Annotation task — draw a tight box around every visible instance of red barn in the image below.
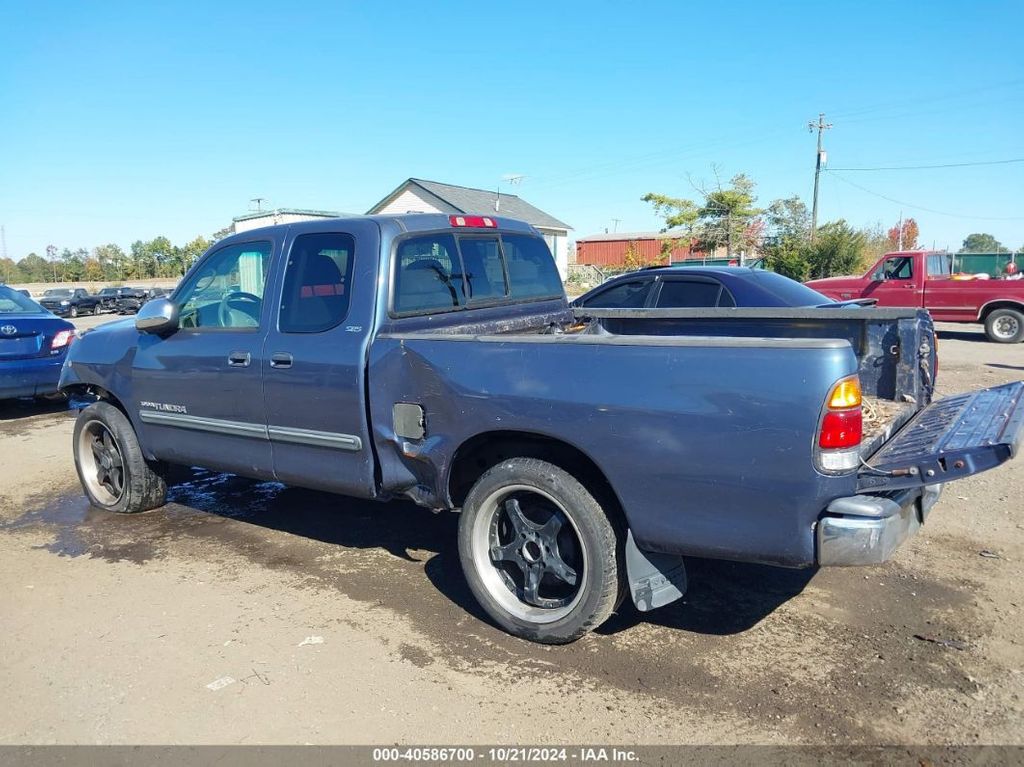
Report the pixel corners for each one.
[574,231,725,268]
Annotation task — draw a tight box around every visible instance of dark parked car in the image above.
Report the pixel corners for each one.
[38,288,102,318]
[115,287,169,315]
[0,285,76,399]
[573,266,840,310]
[94,286,146,313]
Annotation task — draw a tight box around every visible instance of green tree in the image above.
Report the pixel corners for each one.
[695,174,762,257]
[860,223,891,263]
[129,240,152,278]
[94,243,127,282]
[760,196,811,279]
[83,258,104,281]
[640,193,699,231]
[1,257,24,283]
[959,233,1007,253]
[18,253,51,282]
[145,236,176,277]
[60,247,88,281]
[802,220,866,279]
[178,235,211,274]
[643,173,762,257]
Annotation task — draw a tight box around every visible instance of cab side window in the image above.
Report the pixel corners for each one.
[279,233,355,333]
[882,256,913,280]
[177,241,271,329]
[927,255,950,277]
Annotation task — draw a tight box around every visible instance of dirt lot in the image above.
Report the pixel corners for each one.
[0,321,1021,745]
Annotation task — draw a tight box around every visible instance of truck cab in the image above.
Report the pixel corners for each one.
[806,251,1024,343]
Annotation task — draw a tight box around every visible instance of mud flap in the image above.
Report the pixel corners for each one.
[858,381,1024,493]
[625,530,687,612]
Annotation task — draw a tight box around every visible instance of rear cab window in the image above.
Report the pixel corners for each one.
[391,231,562,316]
[927,254,952,278]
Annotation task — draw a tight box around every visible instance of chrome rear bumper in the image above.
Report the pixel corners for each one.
[817,485,942,566]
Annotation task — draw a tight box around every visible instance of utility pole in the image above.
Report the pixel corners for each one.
[808,113,832,241]
[611,218,621,233]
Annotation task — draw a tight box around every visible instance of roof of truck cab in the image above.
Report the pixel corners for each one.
[215,213,539,245]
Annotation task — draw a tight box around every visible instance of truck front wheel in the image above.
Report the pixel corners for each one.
[984,308,1024,343]
[73,402,167,513]
[457,458,621,644]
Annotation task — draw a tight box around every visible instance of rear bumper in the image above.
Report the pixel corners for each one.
[0,356,66,399]
[817,484,942,566]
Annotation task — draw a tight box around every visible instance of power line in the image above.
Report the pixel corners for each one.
[828,157,1024,172]
[826,171,1024,221]
[828,78,1024,121]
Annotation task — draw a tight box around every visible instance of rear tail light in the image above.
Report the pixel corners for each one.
[817,375,862,473]
[50,330,75,351]
[449,215,497,228]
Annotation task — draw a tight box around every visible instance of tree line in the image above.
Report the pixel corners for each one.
[642,174,1022,280]
[0,235,211,285]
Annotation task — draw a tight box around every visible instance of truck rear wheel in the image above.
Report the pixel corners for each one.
[457,458,621,644]
[73,402,167,513]
[984,308,1024,343]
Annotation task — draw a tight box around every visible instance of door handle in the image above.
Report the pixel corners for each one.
[903,284,916,289]
[227,351,251,367]
[270,352,293,369]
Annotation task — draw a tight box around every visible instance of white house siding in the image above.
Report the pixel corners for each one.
[234,212,336,233]
[375,188,460,216]
[537,228,568,279]
[375,187,568,279]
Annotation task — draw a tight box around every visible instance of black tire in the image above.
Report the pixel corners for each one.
[69,305,78,318]
[73,401,167,513]
[457,458,621,644]
[984,308,1024,344]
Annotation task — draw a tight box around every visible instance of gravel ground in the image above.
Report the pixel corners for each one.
[0,319,1021,745]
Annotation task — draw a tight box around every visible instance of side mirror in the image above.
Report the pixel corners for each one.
[135,297,179,335]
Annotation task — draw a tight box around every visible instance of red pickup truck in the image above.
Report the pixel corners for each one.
[806,251,1024,343]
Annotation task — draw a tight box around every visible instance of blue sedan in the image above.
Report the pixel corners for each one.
[0,285,77,400]
[573,266,838,309]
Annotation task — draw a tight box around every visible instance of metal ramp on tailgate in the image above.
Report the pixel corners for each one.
[858,381,1024,492]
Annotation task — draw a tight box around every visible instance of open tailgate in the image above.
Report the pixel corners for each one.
[858,381,1024,492]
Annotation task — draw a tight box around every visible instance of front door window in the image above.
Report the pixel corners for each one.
[177,241,272,329]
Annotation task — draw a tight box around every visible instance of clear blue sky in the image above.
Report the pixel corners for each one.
[2,0,1022,259]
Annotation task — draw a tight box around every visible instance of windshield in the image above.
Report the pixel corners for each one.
[750,271,833,306]
[0,286,45,313]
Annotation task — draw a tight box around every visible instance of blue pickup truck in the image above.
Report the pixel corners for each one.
[59,214,1024,643]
